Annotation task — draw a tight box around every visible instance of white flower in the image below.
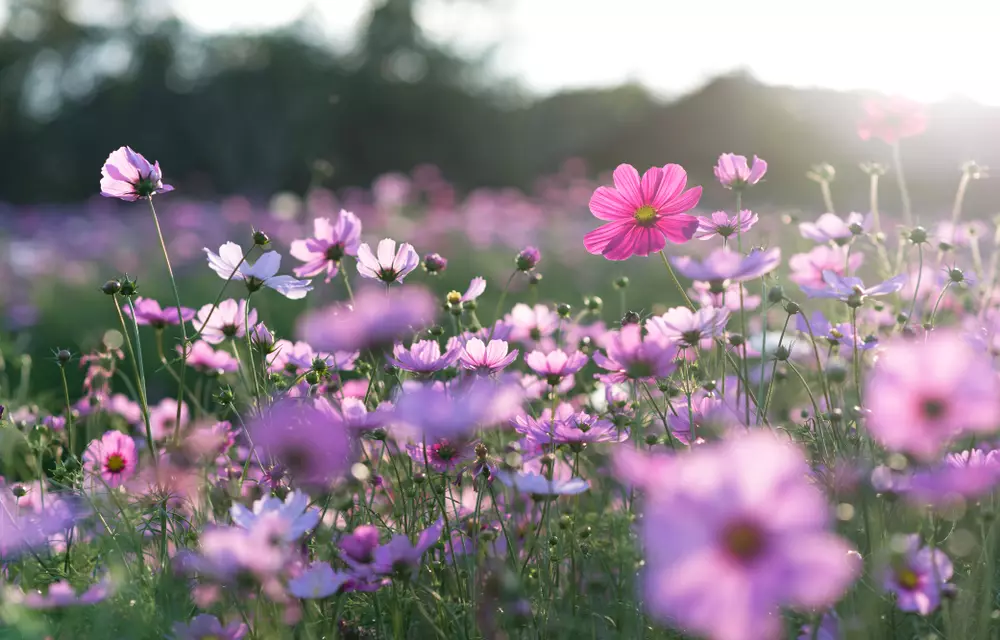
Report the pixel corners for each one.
[356,238,419,284]
[230,491,319,541]
[493,471,590,496]
[205,242,313,300]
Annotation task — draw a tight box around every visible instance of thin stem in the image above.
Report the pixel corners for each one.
[851,307,862,405]
[950,170,972,227]
[928,282,953,330]
[658,251,695,310]
[820,180,835,214]
[891,140,914,226]
[113,297,155,460]
[58,366,76,458]
[489,272,517,341]
[907,243,924,327]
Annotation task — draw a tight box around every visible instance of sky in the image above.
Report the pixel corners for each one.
[24,0,1000,104]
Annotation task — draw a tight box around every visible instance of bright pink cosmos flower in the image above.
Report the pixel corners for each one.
[194,299,257,344]
[290,210,362,282]
[693,210,758,240]
[882,534,953,615]
[83,430,138,488]
[624,433,859,640]
[405,438,475,473]
[584,164,701,260]
[100,146,174,201]
[865,332,1000,460]
[356,238,420,284]
[789,245,864,287]
[458,338,519,375]
[525,349,588,383]
[388,339,459,374]
[713,154,767,190]
[858,97,927,144]
[124,297,195,329]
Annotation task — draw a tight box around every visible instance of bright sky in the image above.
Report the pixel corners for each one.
[66,0,1000,104]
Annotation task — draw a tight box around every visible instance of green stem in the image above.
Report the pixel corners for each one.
[58,366,76,458]
[114,297,155,460]
[658,251,694,310]
[891,140,913,226]
[907,243,923,327]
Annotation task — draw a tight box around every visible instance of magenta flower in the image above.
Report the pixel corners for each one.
[100,146,174,201]
[905,449,1000,506]
[525,349,588,384]
[423,252,448,274]
[458,338,519,375]
[149,398,189,441]
[356,238,419,284]
[584,163,701,260]
[627,433,859,640]
[82,430,138,488]
[248,400,353,486]
[858,97,927,144]
[714,154,767,190]
[800,270,906,302]
[406,438,475,473]
[594,324,679,383]
[494,471,590,496]
[647,306,729,348]
[882,534,953,615]
[171,614,247,640]
[372,520,444,576]
[205,243,313,299]
[179,341,238,375]
[670,247,781,283]
[789,245,864,287]
[299,286,437,353]
[288,563,351,599]
[866,332,1000,460]
[516,246,542,271]
[693,210,758,240]
[340,525,381,571]
[388,340,459,374]
[124,297,195,329]
[194,299,257,344]
[290,210,362,282]
[799,212,870,244]
[513,404,626,447]
[230,491,319,542]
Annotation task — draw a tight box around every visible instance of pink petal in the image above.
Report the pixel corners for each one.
[658,186,702,215]
[639,166,663,205]
[584,221,631,255]
[611,164,643,209]
[651,164,688,210]
[657,214,700,244]
[589,186,633,221]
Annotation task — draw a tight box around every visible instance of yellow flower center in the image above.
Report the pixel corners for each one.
[447,291,462,305]
[106,454,126,473]
[897,568,920,590]
[633,205,657,224]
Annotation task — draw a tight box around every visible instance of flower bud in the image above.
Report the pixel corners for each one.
[773,345,790,362]
[101,279,122,295]
[767,285,784,304]
[216,387,235,405]
[429,325,444,337]
[806,163,836,183]
[584,296,603,312]
[826,362,848,384]
[463,300,478,312]
[311,357,329,374]
[252,229,271,246]
[948,268,965,283]
[613,277,629,289]
[304,371,321,385]
[516,246,541,271]
[118,276,138,297]
[422,253,448,274]
[849,222,865,236]
[783,301,800,315]
[56,349,72,365]
[557,303,572,318]
[621,311,640,326]
[644,434,659,446]
[528,273,543,286]
[728,334,745,347]
[909,226,928,244]
[846,293,864,308]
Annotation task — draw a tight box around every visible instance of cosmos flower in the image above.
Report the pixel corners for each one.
[82,430,138,488]
[905,449,1000,506]
[405,438,476,473]
[391,379,523,441]
[17,578,110,609]
[248,400,353,487]
[670,247,781,283]
[882,535,953,615]
[647,306,729,349]
[178,341,238,375]
[584,163,701,260]
[799,212,870,244]
[866,332,1000,460]
[693,210,758,240]
[690,281,761,312]
[340,525,381,572]
[205,243,312,299]
[149,398,190,441]
[288,563,351,599]
[625,433,859,640]
[795,311,877,352]
[230,491,319,542]
[356,238,420,284]
[524,349,589,383]
[714,153,767,190]
[455,277,486,303]
[99,146,174,201]
[493,471,590,496]
[171,614,248,640]
[124,297,195,328]
[512,404,626,447]
[372,520,444,576]
[458,338,519,375]
[788,245,864,287]
[858,97,927,144]
[290,210,362,282]
[507,304,559,346]
[193,299,258,344]
[594,324,679,384]
[800,270,906,302]
[388,340,459,374]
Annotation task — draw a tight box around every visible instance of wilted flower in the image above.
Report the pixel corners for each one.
[713,154,767,189]
[290,210,362,282]
[356,238,420,284]
[584,163,701,260]
[100,146,174,200]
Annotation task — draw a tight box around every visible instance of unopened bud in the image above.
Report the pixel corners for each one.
[614,277,629,289]
[909,227,928,244]
[252,229,270,246]
[557,303,572,318]
[422,253,448,274]
[101,279,122,295]
[767,285,785,304]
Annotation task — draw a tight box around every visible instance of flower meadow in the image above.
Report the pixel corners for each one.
[3,98,1000,640]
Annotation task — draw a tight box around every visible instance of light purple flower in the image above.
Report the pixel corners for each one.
[458,338,519,375]
[800,270,906,302]
[372,520,444,576]
[231,491,319,542]
[693,210,758,240]
[100,146,174,201]
[290,210,362,282]
[288,562,351,599]
[205,243,313,299]
[459,277,486,302]
[340,525,381,571]
[795,311,877,352]
[178,341,239,375]
[248,400,353,486]
[799,212,870,244]
[124,297,195,328]
[789,245,864,287]
[391,379,523,441]
[494,471,590,496]
[405,438,476,473]
[299,286,437,352]
[525,349,588,383]
[194,299,257,344]
[18,578,110,609]
[594,324,678,384]
[671,247,781,283]
[623,433,859,640]
[647,306,729,348]
[356,238,419,284]
[388,340,459,374]
[690,281,761,312]
[512,404,626,447]
[905,449,1000,506]
[506,303,559,345]
[882,534,953,615]
[714,153,767,189]
[171,614,248,640]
